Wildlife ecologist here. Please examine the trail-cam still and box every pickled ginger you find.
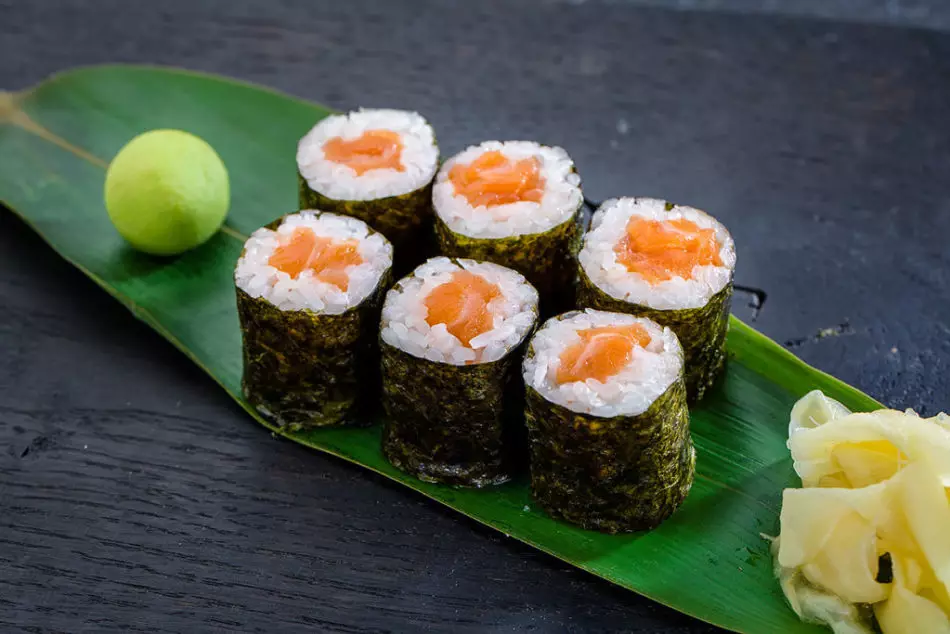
[773,390,950,634]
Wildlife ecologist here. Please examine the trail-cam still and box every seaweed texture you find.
[524,376,694,533]
[299,173,435,274]
[236,216,392,430]
[379,266,539,487]
[576,266,733,402]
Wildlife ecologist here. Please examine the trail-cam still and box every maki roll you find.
[297,109,439,269]
[522,309,694,533]
[235,211,393,430]
[577,198,736,401]
[432,141,584,311]
[380,257,539,486]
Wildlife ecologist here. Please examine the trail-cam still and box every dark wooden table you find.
[2,2,949,632]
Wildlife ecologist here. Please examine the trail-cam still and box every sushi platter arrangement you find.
[238,108,734,532]
[3,65,948,634]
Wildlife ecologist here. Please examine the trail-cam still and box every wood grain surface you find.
[2,1,949,632]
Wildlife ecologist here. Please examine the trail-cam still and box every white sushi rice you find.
[381,257,539,365]
[578,197,736,310]
[432,140,583,239]
[523,309,683,418]
[297,109,439,201]
[234,211,392,315]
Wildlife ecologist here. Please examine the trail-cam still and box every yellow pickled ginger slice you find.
[778,485,891,604]
[788,393,950,489]
[828,440,905,489]
[775,390,950,634]
[897,461,950,595]
[875,584,950,634]
[875,554,950,634]
[789,389,852,436]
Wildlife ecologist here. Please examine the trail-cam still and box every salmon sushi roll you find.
[523,309,694,533]
[577,198,736,401]
[235,210,393,430]
[380,256,539,486]
[297,109,439,270]
[432,141,584,312]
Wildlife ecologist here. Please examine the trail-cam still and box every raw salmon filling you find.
[297,109,438,201]
[234,211,392,315]
[268,227,364,291]
[432,140,582,239]
[523,310,683,418]
[448,151,545,207]
[578,198,736,311]
[615,217,724,285]
[424,270,502,347]
[380,257,538,365]
[322,129,405,176]
[555,324,651,384]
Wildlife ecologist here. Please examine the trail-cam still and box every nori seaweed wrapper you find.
[379,265,539,487]
[299,173,435,274]
[380,341,529,487]
[524,374,695,534]
[236,219,393,430]
[434,206,585,316]
[576,265,733,402]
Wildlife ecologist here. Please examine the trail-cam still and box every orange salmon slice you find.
[448,150,545,207]
[615,216,722,284]
[556,324,652,384]
[268,227,363,290]
[323,129,405,175]
[424,270,502,347]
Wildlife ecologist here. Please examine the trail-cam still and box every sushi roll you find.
[297,109,439,270]
[235,210,393,430]
[432,141,584,311]
[380,257,539,486]
[522,309,694,533]
[577,198,736,402]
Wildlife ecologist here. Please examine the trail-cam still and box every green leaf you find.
[0,65,880,633]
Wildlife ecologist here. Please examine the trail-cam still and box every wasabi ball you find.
[104,129,230,256]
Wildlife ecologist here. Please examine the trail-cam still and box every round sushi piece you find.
[577,197,736,402]
[297,108,439,270]
[432,140,584,311]
[522,309,694,533]
[235,210,393,430]
[380,256,539,486]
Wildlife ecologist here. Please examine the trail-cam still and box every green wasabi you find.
[105,129,230,255]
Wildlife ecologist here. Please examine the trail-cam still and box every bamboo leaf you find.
[0,65,881,633]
